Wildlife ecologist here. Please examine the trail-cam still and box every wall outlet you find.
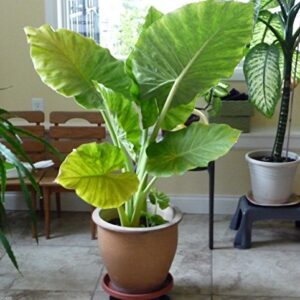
[32,97,44,111]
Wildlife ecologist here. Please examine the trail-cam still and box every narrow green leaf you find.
[0,159,6,204]
[13,126,62,160]
[16,167,38,243]
[0,230,19,271]
[25,25,133,109]
[56,143,139,209]
[244,43,281,117]
[146,123,240,177]
[0,124,32,165]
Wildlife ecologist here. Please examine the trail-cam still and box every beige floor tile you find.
[213,249,300,297]
[213,296,300,300]
[0,245,103,292]
[171,247,212,295]
[178,214,210,251]
[0,290,92,300]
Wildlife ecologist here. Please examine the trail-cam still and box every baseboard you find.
[4,192,240,215]
[170,194,239,214]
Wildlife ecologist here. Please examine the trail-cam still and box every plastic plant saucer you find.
[246,192,300,207]
[101,273,173,300]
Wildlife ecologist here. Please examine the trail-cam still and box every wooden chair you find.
[40,111,106,239]
[2,111,46,239]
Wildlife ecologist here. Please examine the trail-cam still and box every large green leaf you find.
[94,83,141,159]
[251,11,283,48]
[146,123,240,177]
[56,143,139,208]
[141,6,164,32]
[126,6,164,128]
[244,43,281,117]
[130,1,253,110]
[24,25,132,109]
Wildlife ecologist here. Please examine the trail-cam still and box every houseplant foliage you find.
[244,0,300,161]
[25,0,253,227]
[0,109,57,270]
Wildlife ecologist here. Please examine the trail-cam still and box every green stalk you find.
[130,173,148,226]
[117,206,130,227]
[101,110,134,223]
[101,110,133,172]
[131,78,183,226]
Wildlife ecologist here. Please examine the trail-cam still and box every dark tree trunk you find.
[272,54,293,161]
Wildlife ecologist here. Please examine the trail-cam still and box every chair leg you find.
[31,190,38,239]
[90,206,97,240]
[43,187,51,239]
[55,192,61,218]
[39,196,44,218]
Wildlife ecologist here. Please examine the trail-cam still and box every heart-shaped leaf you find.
[25,25,133,109]
[146,123,240,177]
[131,1,253,110]
[56,143,139,208]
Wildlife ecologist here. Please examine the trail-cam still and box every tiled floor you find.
[1,211,300,299]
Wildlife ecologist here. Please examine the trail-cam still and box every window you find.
[62,0,100,43]
[46,0,198,57]
[45,0,245,79]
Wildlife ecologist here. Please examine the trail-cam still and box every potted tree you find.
[244,0,300,205]
[25,0,253,295]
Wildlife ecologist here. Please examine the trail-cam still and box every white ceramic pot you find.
[245,150,300,204]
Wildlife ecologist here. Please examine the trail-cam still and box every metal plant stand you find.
[192,161,215,250]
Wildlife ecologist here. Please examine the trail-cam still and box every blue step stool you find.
[230,195,300,249]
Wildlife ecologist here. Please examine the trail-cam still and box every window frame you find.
[44,0,245,81]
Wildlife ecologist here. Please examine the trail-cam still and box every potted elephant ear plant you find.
[244,0,300,205]
[25,0,253,295]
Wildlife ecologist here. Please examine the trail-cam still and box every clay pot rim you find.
[245,149,300,167]
[92,206,183,233]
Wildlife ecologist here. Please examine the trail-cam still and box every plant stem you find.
[272,53,293,160]
[117,206,130,226]
[143,177,157,195]
[101,110,133,172]
[101,110,134,223]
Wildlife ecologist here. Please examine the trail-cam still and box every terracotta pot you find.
[92,205,182,294]
[246,150,300,204]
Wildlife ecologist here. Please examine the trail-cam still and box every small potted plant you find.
[25,0,253,295]
[243,0,300,205]
[206,83,254,133]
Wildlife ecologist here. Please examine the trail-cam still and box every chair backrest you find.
[3,111,46,163]
[48,111,106,167]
